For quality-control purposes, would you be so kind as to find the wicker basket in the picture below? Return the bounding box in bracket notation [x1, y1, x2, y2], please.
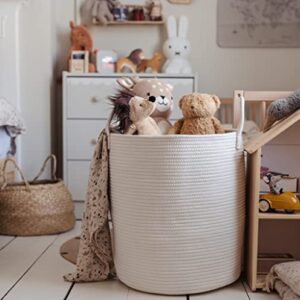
[0, 155, 75, 236]
[109, 98, 246, 295]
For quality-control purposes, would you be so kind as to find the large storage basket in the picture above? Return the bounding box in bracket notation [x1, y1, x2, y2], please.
[0, 155, 75, 236]
[109, 110, 246, 295]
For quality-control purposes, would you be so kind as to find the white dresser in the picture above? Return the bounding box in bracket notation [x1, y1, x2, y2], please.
[63, 72, 197, 218]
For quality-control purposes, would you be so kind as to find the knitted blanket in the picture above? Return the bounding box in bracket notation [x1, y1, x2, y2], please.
[64, 130, 114, 282]
[264, 262, 300, 300]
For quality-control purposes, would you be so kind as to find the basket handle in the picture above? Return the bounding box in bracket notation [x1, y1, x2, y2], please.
[236, 93, 245, 150]
[32, 155, 57, 182]
[0, 158, 31, 191]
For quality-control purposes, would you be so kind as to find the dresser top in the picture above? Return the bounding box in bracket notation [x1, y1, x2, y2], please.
[63, 72, 197, 80]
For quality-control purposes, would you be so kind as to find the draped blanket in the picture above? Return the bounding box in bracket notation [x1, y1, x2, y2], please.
[64, 130, 114, 282]
[264, 262, 300, 300]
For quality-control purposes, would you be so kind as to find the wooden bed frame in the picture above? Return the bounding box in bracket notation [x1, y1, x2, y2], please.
[218, 91, 291, 130]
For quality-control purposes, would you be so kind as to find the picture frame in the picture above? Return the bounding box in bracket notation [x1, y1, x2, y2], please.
[69, 50, 89, 73]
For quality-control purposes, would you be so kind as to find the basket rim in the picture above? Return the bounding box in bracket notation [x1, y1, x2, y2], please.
[110, 130, 237, 139]
[0, 179, 65, 191]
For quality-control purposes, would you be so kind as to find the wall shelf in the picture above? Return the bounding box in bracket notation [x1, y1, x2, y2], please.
[259, 212, 300, 220]
[92, 17, 164, 26]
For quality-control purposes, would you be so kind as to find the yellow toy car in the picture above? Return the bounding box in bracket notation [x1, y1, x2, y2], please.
[259, 192, 300, 214]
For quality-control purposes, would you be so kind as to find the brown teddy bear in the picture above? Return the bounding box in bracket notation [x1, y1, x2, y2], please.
[169, 93, 225, 135]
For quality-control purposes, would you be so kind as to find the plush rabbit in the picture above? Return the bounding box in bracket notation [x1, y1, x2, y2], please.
[162, 15, 192, 74]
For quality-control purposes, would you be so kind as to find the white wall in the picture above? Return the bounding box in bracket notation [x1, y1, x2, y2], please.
[54, 0, 300, 97]
[17, 0, 54, 178]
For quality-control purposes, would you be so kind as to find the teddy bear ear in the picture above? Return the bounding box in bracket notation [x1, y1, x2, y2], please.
[179, 96, 185, 109]
[212, 95, 221, 109]
[70, 21, 75, 29]
[117, 77, 136, 90]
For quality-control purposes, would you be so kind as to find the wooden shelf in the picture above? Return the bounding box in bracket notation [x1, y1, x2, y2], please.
[92, 17, 164, 26]
[259, 212, 300, 220]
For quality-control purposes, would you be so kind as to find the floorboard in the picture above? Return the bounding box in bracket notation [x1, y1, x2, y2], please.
[0, 234, 57, 299]
[190, 281, 248, 300]
[243, 281, 281, 300]
[0, 236, 15, 251]
[3, 222, 81, 300]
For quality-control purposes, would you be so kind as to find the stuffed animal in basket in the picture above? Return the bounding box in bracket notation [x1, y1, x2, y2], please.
[162, 15, 192, 74]
[126, 96, 161, 135]
[169, 93, 225, 135]
[69, 21, 96, 72]
[109, 77, 174, 134]
[264, 89, 300, 132]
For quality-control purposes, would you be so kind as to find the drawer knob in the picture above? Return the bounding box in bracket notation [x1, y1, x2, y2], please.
[91, 96, 101, 103]
[90, 139, 97, 146]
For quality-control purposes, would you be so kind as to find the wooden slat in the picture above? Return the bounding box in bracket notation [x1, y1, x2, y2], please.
[246, 149, 261, 292]
[69, 279, 187, 300]
[68, 279, 129, 300]
[0, 234, 57, 298]
[190, 281, 248, 299]
[0, 236, 15, 250]
[4, 222, 81, 300]
[259, 212, 300, 220]
[245, 109, 300, 154]
[243, 91, 291, 102]
[128, 288, 185, 300]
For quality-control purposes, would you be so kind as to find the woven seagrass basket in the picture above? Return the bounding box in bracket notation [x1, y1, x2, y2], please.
[0, 155, 75, 236]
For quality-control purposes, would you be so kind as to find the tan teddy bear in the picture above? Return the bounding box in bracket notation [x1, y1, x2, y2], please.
[126, 96, 161, 136]
[169, 93, 225, 135]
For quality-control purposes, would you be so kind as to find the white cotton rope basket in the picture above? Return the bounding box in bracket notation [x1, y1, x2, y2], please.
[109, 96, 246, 295]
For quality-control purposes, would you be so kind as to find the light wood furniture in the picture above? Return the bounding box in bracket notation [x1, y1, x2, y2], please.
[63, 72, 197, 218]
[234, 91, 300, 291]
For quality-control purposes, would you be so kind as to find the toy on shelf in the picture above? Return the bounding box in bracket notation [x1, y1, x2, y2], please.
[126, 96, 161, 135]
[259, 172, 300, 213]
[138, 52, 162, 73]
[69, 21, 96, 73]
[91, 0, 119, 25]
[169, 93, 225, 135]
[162, 15, 192, 74]
[115, 49, 144, 73]
[149, 0, 162, 21]
[264, 89, 300, 132]
[109, 77, 173, 134]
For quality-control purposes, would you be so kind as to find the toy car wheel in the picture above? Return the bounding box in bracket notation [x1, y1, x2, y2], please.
[259, 199, 270, 213]
[285, 209, 295, 214]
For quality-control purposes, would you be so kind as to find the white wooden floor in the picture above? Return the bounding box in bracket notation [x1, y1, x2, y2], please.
[0, 222, 281, 300]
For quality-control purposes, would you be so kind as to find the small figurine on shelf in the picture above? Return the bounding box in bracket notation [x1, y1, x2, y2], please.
[68, 21, 96, 72]
[259, 172, 300, 214]
[91, 0, 120, 25]
[115, 49, 144, 73]
[138, 52, 162, 73]
[149, 0, 162, 21]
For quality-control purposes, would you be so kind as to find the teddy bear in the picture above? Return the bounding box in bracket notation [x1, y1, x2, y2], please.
[109, 77, 174, 134]
[126, 96, 161, 135]
[264, 89, 300, 132]
[168, 93, 225, 135]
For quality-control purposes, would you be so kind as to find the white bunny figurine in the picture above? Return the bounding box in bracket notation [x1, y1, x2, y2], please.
[162, 15, 192, 74]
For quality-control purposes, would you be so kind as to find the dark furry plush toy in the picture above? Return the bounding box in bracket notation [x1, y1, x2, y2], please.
[264, 89, 300, 132]
[109, 89, 134, 134]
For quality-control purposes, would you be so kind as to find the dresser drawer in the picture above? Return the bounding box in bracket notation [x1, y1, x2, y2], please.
[67, 161, 90, 201]
[67, 120, 106, 160]
[66, 77, 116, 119]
